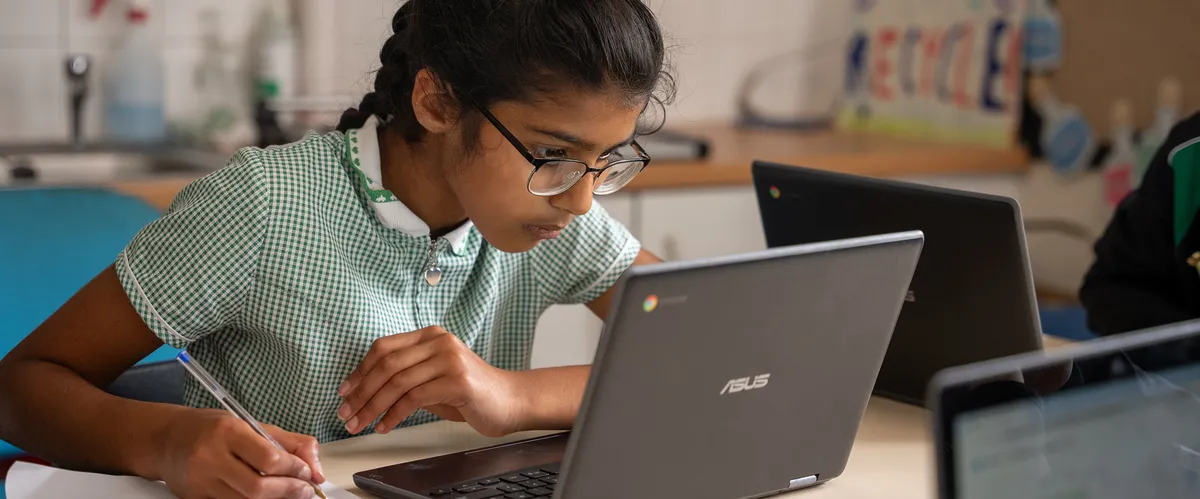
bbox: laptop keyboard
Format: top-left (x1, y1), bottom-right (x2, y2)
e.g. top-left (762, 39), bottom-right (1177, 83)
top-left (426, 463), bottom-right (561, 499)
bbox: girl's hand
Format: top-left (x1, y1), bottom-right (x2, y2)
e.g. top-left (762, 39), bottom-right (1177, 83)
top-left (157, 409), bottom-right (325, 499)
top-left (337, 326), bottom-right (524, 438)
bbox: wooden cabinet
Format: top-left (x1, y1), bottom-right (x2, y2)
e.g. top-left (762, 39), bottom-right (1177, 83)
top-left (528, 188), bottom-right (769, 367)
top-left (529, 195), bottom-right (633, 369)
top-left (636, 186), bottom-right (766, 261)
top-left (529, 304), bottom-right (604, 369)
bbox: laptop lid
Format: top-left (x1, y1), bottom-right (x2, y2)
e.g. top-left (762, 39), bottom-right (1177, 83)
top-left (930, 319), bottom-right (1200, 499)
top-left (751, 161), bottom-right (1044, 406)
top-left (555, 231), bottom-right (924, 499)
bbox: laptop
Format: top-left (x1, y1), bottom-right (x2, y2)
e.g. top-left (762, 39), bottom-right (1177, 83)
top-left (929, 318), bottom-right (1200, 499)
top-left (352, 231), bottom-right (925, 499)
top-left (752, 161), bottom-right (1044, 406)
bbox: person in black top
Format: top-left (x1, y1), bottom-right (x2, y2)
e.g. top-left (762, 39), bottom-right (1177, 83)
top-left (1080, 113), bottom-right (1200, 336)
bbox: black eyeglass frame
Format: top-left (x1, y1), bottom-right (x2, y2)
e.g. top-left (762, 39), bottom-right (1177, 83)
top-left (468, 98), bottom-right (652, 196)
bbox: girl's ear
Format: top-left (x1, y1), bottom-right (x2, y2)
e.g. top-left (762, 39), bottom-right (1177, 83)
top-left (411, 68), bottom-right (458, 134)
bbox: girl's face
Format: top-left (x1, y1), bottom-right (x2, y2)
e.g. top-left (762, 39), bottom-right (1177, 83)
top-left (446, 91), bottom-right (643, 253)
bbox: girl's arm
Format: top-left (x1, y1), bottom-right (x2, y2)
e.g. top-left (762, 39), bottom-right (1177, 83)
top-left (584, 248), bottom-right (662, 319)
top-left (509, 248), bottom-right (663, 430)
top-left (510, 249), bottom-right (661, 429)
top-left (338, 249), bottom-right (664, 436)
top-left (0, 265), bottom-right (178, 477)
top-left (0, 266), bottom-right (323, 499)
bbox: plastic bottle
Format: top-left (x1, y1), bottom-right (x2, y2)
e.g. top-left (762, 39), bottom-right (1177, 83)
top-left (101, 0), bottom-right (166, 144)
top-left (255, 1), bottom-right (299, 129)
top-left (188, 9), bottom-right (253, 154)
top-left (1024, 0), bottom-right (1063, 73)
top-left (1135, 78), bottom-right (1183, 186)
top-left (1102, 100), bottom-right (1137, 207)
top-left (1029, 77), bottom-right (1095, 176)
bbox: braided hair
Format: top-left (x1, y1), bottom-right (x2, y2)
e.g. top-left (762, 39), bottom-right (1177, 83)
top-left (335, 0), bottom-right (675, 148)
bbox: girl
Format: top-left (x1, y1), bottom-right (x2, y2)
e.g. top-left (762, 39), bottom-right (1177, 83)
top-left (0, 1), bottom-right (673, 498)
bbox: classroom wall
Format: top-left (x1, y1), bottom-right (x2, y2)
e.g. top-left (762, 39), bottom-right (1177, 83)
top-left (0, 0), bottom-right (265, 142)
top-left (0, 0), bottom-right (849, 142)
top-left (334, 0), bottom-right (851, 124)
top-left (0, 0), bottom-right (1116, 300)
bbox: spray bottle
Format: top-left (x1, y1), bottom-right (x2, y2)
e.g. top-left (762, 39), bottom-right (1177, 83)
top-left (94, 0), bottom-right (166, 143)
top-left (1103, 100), bottom-right (1137, 207)
top-left (1029, 76), bottom-right (1095, 176)
top-left (1024, 0), bottom-right (1063, 73)
top-left (1135, 78), bottom-right (1183, 186)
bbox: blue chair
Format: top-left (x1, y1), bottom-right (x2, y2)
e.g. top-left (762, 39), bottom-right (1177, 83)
top-left (1039, 305), bottom-right (1097, 342)
top-left (0, 187), bottom-right (181, 462)
top-left (1022, 217), bottom-right (1100, 343)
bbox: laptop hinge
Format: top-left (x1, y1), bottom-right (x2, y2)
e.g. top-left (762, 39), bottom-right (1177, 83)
top-left (788, 475), bottom-right (818, 489)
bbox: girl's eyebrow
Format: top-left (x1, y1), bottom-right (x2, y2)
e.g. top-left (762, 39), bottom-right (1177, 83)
top-left (606, 134), bottom-right (637, 152)
top-left (531, 127), bottom-right (595, 150)
top-left (531, 128), bottom-right (637, 152)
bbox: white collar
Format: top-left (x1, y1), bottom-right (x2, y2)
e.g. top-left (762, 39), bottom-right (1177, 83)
top-left (347, 115), bottom-right (474, 254)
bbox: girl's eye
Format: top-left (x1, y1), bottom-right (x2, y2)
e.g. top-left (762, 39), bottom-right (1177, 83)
top-left (534, 146), bottom-right (569, 159)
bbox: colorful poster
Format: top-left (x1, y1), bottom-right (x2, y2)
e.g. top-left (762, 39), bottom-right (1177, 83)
top-left (837, 0), bottom-right (1027, 147)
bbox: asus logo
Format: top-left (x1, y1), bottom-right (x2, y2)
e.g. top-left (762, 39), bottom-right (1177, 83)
top-left (721, 374), bottom-right (770, 395)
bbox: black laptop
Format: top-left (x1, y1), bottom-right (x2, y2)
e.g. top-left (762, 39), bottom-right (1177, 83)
top-left (751, 161), bottom-right (1044, 406)
top-left (930, 318), bottom-right (1200, 499)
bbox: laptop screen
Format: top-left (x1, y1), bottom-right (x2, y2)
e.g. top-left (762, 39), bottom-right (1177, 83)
top-left (934, 322), bottom-right (1200, 499)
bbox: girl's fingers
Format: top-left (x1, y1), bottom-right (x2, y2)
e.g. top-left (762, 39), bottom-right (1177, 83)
top-left (376, 376), bottom-right (460, 433)
top-left (346, 357), bottom-right (447, 433)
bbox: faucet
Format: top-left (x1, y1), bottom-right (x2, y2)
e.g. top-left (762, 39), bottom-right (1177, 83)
top-left (64, 54), bottom-right (91, 149)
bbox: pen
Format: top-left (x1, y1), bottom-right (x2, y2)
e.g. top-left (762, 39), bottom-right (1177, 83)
top-left (176, 351), bottom-right (328, 499)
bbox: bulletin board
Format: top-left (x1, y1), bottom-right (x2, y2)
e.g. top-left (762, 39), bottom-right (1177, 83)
top-left (836, 0), bottom-right (1027, 148)
top-left (1048, 0), bottom-right (1200, 134)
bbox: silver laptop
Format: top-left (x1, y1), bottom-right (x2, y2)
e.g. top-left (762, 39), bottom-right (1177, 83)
top-left (354, 231), bottom-right (925, 499)
top-left (930, 319), bottom-right (1200, 499)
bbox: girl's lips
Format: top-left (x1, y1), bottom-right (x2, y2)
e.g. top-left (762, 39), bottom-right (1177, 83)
top-left (525, 224), bottom-right (565, 240)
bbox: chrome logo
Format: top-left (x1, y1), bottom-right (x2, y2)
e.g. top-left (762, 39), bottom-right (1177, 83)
top-left (643, 295), bottom-right (659, 312)
top-left (769, 186), bottom-right (781, 199)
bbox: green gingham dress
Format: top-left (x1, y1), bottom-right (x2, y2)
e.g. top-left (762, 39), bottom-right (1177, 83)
top-left (115, 116), bottom-right (641, 442)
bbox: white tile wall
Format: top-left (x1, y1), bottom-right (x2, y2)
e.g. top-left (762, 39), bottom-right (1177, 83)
top-left (647, 0), bottom-right (850, 124)
top-left (0, 0), bottom-right (850, 142)
top-left (0, 0), bottom-right (60, 44)
top-left (328, 0), bottom-right (850, 125)
top-left (162, 0), bottom-right (258, 46)
top-left (333, 0), bottom-right (396, 98)
top-left (0, 48), bottom-right (67, 140)
top-left (0, 0), bottom-right (261, 143)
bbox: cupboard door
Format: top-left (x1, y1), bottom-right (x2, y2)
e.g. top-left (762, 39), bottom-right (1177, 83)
top-left (528, 195), bottom-right (632, 368)
top-left (637, 187), bottom-right (766, 261)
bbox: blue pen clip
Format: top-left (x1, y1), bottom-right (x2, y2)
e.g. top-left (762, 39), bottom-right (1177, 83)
top-left (176, 351), bottom-right (283, 447)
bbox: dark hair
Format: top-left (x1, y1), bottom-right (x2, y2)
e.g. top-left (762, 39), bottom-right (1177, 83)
top-left (335, 0), bottom-right (675, 146)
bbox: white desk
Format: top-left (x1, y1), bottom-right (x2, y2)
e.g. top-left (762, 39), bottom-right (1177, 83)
top-left (319, 396), bottom-right (935, 499)
top-left (320, 336), bottom-right (1076, 498)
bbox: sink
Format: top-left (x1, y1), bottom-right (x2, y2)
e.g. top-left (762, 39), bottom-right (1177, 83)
top-left (0, 143), bottom-right (227, 187)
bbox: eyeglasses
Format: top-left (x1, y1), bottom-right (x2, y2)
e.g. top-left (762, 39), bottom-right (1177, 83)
top-left (470, 99), bottom-right (651, 196)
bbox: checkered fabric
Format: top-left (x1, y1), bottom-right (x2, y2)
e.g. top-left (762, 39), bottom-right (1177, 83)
top-left (115, 116), bottom-right (640, 442)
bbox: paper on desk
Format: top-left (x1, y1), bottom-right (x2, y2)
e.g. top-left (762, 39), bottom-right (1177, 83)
top-left (5, 461), bottom-right (357, 499)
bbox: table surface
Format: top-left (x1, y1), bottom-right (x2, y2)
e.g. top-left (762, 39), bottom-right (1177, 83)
top-left (320, 335), bottom-right (1076, 499)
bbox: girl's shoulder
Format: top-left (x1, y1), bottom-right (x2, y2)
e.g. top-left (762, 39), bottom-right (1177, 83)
top-left (213, 130), bottom-right (360, 205)
top-left (250, 130), bottom-right (352, 181)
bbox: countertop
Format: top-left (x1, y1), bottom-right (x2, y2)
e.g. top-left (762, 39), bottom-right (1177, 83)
top-left (90, 124), bottom-right (1029, 210)
top-left (622, 124), bottom-right (1029, 191)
